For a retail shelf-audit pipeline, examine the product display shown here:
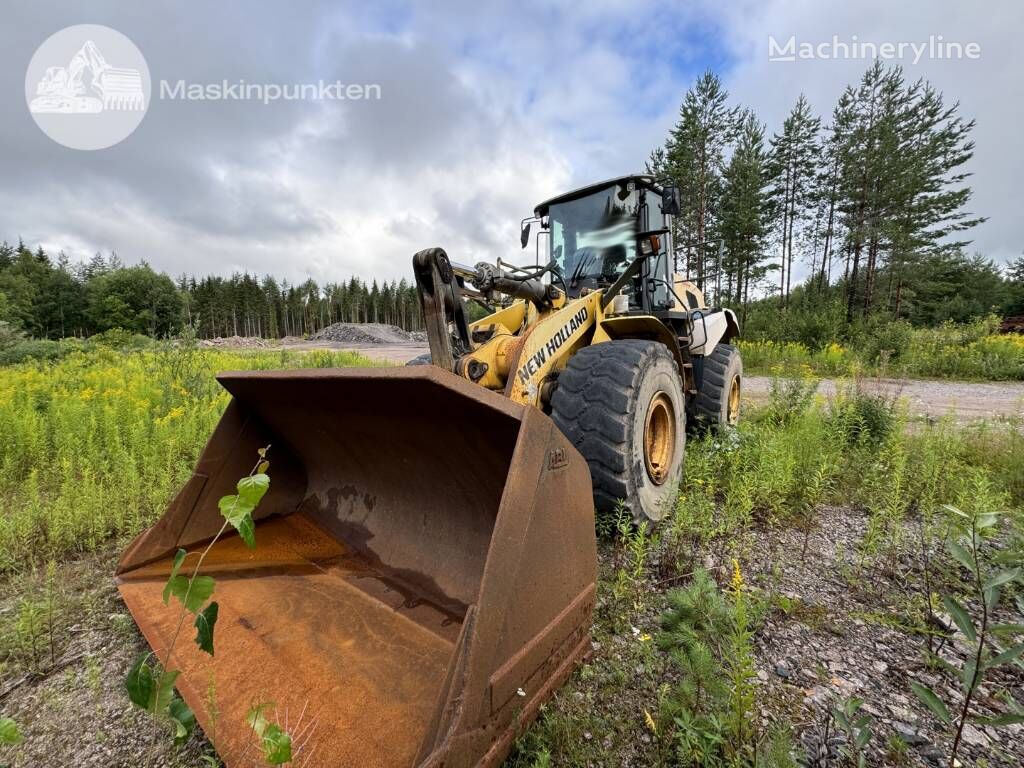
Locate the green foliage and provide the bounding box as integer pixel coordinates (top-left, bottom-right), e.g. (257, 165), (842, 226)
(740, 315), (1024, 381)
(765, 374), (819, 425)
(218, 473), (270, 548)
(165, 574), (216, 614)
(659, 569), (733, 658)
(0, 238), (426, 344)
(609, 505), (653, 611)
(0, 717), (23, 746)
(87, 327), (155, 351)
(828, 381), (898, 447)
(0, 346), (371, 571)
(832, 696), (875, 767)
(909, 505), (1024, 764)
(194, 602), (219, 655)
(125, 448), (292, 761)
(86, 265), (183, 336)
(246, 703), (293, 765)
(658, 565), (788, 767)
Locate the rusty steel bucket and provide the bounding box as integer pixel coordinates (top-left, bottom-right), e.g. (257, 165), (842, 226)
(115, 366), (597, 768)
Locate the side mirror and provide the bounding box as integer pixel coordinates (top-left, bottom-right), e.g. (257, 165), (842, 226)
(661, 185), (681, 216)
(520, 221), (532, 249)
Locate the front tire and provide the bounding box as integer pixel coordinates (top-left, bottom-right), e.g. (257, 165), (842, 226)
(550, 340), (686, 524)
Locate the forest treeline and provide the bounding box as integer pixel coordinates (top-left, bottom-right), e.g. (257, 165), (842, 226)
(2, 62), (1023, 345)
(648, 61), (1023, 339)
(0, 244), (423, 339)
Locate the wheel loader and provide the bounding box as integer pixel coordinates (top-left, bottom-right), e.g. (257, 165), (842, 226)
(115, 174), (741, 768)
(411, 174), (742, 522)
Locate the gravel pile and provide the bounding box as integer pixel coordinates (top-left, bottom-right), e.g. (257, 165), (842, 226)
(311, 323), (426, 344)
(198, 335), (270, 348)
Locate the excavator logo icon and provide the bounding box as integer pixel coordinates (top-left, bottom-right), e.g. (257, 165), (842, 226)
(30, 40), (145, 115)
(26, 25), (150, 150)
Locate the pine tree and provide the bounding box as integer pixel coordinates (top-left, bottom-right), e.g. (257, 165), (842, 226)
(765, 94), (821, 307)
(719, 113), (770, 319)
(663, 71), (741, 292)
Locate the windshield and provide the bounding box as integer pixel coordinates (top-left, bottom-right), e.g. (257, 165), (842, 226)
(549, 183), (638, 292)
(547, 182), (668, 298)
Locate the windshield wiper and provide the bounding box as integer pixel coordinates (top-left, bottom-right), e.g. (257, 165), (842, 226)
(569, 250), (594, 287)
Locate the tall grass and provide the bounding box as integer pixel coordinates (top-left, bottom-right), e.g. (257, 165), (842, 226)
(739, 319), (1024, 381)
(682, 381), (1023, 548)
(0, 346), (374, 571)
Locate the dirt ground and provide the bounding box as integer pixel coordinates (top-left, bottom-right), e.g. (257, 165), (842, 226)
(744, 506), (1024, 767)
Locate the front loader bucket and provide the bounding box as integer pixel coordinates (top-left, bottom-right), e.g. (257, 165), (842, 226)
(116, 366), (597, 768)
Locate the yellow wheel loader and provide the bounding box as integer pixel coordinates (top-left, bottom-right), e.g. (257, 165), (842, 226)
(410, 174), (742, 523)
(115, 174), (740, 768)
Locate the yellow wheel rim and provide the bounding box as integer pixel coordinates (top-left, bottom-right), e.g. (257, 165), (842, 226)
(643, 391), (676, 485)
(727, 375), (741, 426)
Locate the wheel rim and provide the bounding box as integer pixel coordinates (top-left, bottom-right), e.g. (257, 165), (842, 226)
(727, 375), (741, 426)
(643, 391), (676, 485)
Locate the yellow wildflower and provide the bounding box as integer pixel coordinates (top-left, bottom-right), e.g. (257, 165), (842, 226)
(644, 709), (657, 735)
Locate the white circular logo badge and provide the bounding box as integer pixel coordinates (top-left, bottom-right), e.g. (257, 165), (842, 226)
(25, 25), (150, 150)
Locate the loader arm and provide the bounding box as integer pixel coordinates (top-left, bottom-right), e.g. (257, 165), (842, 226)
(413, 247), (472, 371)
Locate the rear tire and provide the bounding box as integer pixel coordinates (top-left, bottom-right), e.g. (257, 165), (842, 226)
(691, 343), (742, 430)
(550, 340), (685, 524)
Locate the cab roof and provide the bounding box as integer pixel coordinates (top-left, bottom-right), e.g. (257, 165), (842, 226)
(533, 174), (661, 218)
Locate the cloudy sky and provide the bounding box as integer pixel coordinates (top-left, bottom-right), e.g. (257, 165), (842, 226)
(1, 1), (1020, 285)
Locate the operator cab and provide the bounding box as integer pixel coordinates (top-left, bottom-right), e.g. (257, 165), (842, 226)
(529, 175), (678, 313)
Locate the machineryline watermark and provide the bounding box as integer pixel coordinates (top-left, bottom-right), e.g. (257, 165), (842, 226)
(768, 34), (982, 64)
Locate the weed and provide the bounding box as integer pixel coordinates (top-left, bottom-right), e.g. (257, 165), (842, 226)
(85, 654), (103, 699)
(765, 374), (819, 426)
(909, 504), (1024, 766)
(0, 346), (371, 571)
(0, 717), (23, 746)
(610, 503), (654, 611)
(828, 379), (900, 447)
(832, 696), (875, 767)
(125, 447), (294, 762)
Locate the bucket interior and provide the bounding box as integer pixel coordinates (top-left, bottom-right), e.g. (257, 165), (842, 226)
(117, 371), (524, 766)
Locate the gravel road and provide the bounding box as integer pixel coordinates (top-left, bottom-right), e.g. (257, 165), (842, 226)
(308, 340), (1024, 421)
(744, 374), (1024, 422)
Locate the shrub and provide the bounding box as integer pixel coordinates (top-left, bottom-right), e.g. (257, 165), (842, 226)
(862, 317), (913, 366)
(0, 339), (64, 366)
(765, 375), (819, 425)
(86, 327), (155, 351)
(828, 381), (900, 446)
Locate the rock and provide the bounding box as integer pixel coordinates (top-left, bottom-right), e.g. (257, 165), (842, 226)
(888, 706), (917, 724)
(959, 723), (986, 747)
(893, 721), (929, 746)
(871, 660), (888, 674)
(862, 702), (884, 718)
(920, 745), (946, 764)
(775, 661), (793, 679)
